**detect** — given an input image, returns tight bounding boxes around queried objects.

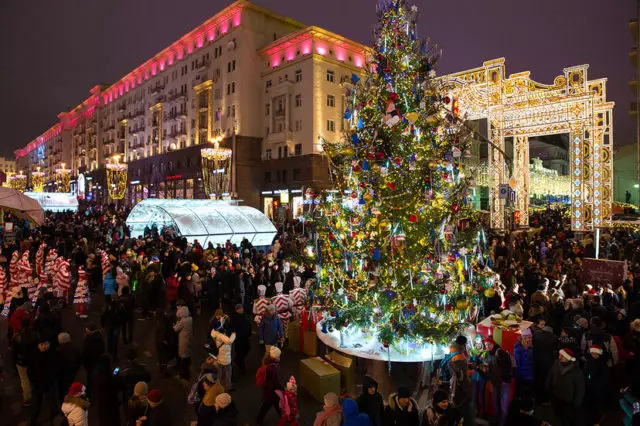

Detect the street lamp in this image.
[106,155,128,200]
[55,163,71,193]
[31,167,45,192]
[201,131,232,199]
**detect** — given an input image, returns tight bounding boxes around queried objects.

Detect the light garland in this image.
[201,136,232,198]
[31,167,45,192]
[106,156,128,200]
[55,163,71,193]
[12,170,27,192]
[529,158,570,199]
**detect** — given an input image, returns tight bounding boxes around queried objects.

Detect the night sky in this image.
[0,0,635,159]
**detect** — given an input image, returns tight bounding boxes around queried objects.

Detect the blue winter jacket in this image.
[514,341,534,381]
[103,273,117,296]
[259,313,284,345]
[343,398,372,426]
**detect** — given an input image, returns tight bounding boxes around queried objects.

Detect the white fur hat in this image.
[275,282,283,293]
[257,285,266,296]
[293,276,301,288]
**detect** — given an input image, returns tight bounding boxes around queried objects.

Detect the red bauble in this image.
[444,96,451,104]
[351,231,357,238]
[330,311,337,317]
[454,137,460,143]
[445,304,452,312]
[376,151,385,159]
[394,156,402,166]
[440,288,447,294]
[409,214,418,223]
[360,182,366,188]
[329,233,335,240]
[368,153,376,160]
[389,93,399,101]
[352,165,361,172]
[351,192,357,198]
[451,204,460,213]
[347,294,354,301]
[383,342,390,348]
[387,182,396,190]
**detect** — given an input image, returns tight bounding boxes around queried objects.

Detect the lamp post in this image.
[13,170,27,192]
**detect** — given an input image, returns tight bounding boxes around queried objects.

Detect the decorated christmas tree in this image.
[315,0,496,357]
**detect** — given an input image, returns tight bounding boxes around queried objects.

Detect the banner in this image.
[581,258,627,287]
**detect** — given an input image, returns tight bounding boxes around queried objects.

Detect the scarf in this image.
[313,404,342,426]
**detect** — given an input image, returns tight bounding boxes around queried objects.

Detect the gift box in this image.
[287,321,300,352]
[300,357,340,402]
[325,351,355,393]
[303,330,318,357]
[493,327,520,354]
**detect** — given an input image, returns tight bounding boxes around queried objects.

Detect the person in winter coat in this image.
[356,376,384,426]
[126,382,149,426]
[383,386,420,426]
[174,305,194,379]
[583,344,610,426]
[343,398,372,426]
[155,309,177,377]
[546,348,585,426]
[278,375,299,426]
[259,304,284,357]
[116,348,152,403]
[142,389,171,426]
[532,318,557,404]
[118,286,136,345]
[514,327,534,395]
[213,393,239,426]
[209,323,237,391]
[116,267,130,296]
[101,295,122,360]
[230,303,251,374]
[256,346,284,425]
[28,337,60,426]
[197,375,227,426]
[447,336,474,426]
[468,336,489,418]
[57,332,80,397]
[81,323,105,398]
[485,338,514,426]
[165,272,180,307]
[11,317,37,405]
[423,390,460,426]
[103,270,117,296]
[92,354,121,426]
[61,382,90,426]
[314,392,343,426]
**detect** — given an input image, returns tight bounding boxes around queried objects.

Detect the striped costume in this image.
[0,266,6,306]
[9,251,19,288]
[289,285,307,322]
[272,282,292,331]
[55,258,71,299]
[253,285,270,325]
[73,267,90,317]
[44,249,57,279]
[35,243,46,276]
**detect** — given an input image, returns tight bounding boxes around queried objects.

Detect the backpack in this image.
[438,352,459,384]
[256,363,269,387]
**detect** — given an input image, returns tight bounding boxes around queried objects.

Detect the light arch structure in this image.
[126,199,277,246]
[440,58,614,231]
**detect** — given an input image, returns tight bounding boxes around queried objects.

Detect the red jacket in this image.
[166,276,179,302]
[10,307,32,334]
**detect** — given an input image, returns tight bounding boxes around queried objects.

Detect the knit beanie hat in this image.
[216,393,232,409]
[134,381,149,396]
[270,346,281,360]
[147,389,163,404]
[397,386,411,399]
[58,332,71,344]
[589,344,604,355]
[433,390,448,405]
[68,382,86,397]
[559,348,576,362]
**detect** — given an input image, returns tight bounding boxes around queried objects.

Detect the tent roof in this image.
[0,187,45,226]
[25,192,79,213]
[126,199,277,246]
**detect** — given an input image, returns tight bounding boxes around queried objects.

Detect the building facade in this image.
[15,0,367,219]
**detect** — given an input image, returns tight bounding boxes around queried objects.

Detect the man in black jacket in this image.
[383,386,420,426]
[230,304,251,374]
[118,286,136,344]
[81,323,105,398]
[28,337,60,426]
[357,376,384,426]
[532,317,557,403]
[116,348,152,403]
[12,318,37,406]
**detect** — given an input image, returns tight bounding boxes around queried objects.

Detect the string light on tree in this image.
[313,0,496,360]
[106,155,128,200]
[31,167,45,193]
[201,131,232,199]
[12,170,27,192]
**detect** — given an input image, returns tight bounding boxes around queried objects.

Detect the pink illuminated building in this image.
[15,0,369,211]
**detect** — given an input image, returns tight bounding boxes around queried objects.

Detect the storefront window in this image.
[186,179,194,199]
[159,182,165,199]
[292,196,303,218]
[176,180,184,199]
[263,197,273,219]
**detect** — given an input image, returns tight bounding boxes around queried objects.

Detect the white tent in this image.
[25,192,79,213]
[126,199,277,246]
[0,187,45,225]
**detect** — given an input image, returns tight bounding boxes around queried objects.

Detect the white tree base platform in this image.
[316,321,448,362]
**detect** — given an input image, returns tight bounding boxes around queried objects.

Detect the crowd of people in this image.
[1,204,640,426]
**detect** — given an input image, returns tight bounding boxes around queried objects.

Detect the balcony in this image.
[195,59,211,71]
[105,124,116,131]
[266,131,295,145]
[198,101,209,111]
[104,139,115,145]
[168,92,186,102]
[150,85,165,94]
[274,108,286,118]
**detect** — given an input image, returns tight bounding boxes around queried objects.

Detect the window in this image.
[295,120,302,132]
[282,170,287,183]
[295,94,302,107]
[264,172,271,183]
[231,105,236,117]
[326,70,335,83]
[265,104,270,115]
[227,60,236,72]
[266,149,272,159]
[294,143,302,155]
[327,119,335,132]
[295,70,302,82]
[293,168,301,181]
[227,84,231,95]
[227,106,231,117]
[231,82,235,93]
[214,89,221,100]
[278,146,282,158]
[327,95,335,107]
[283,146,288,157]
[266,80,272,89]
[265,127,270,137]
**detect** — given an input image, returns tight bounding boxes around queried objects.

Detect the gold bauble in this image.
[333,249,341,257]
[428,304,438,313]
[484,288,496,298]
[456,299,469,310]
[344,147,355,156]
[364,192,373,201]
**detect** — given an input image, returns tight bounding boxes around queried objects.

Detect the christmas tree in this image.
[315,0,496,355]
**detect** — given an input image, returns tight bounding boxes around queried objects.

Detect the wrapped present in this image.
[494,327,520,354]
[300,357,340,402]
[303,330,318,357]
[325,351,355,394]
[288,321,300,352]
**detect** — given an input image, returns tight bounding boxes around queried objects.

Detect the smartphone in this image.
[113,367,120,375]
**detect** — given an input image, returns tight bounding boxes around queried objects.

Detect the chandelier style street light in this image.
[55,163,71,193]
[201,132,232,199]
[31,167,45,192]
[106,155,128,200]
